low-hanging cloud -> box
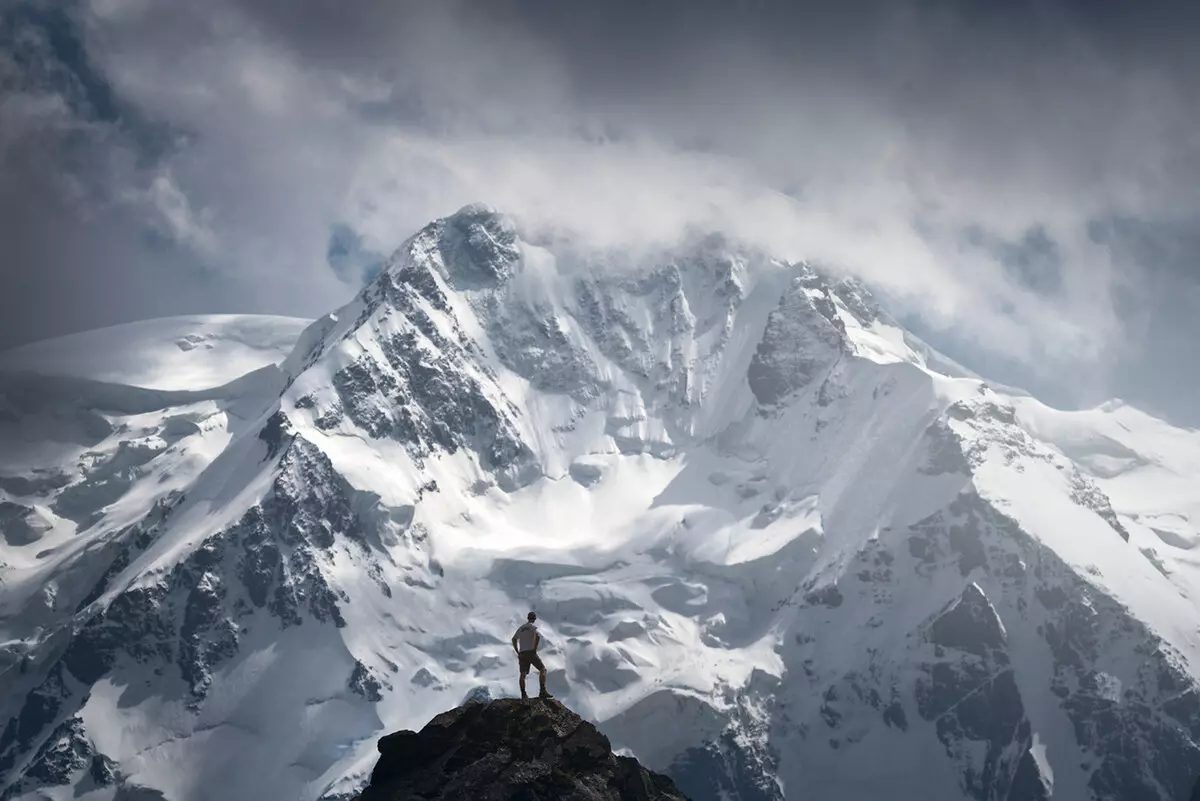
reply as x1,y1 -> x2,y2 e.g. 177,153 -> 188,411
2,0 -> 1199,421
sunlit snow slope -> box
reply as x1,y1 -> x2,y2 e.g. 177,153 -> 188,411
1,205 -> 1198,801
0,315 -> 311,391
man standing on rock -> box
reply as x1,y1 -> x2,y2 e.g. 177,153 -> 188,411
512,611 -> 552,701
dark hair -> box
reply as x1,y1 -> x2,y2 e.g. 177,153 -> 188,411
527,611 -> 537,621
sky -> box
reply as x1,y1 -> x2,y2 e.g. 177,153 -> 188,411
1,0 -> 1198,424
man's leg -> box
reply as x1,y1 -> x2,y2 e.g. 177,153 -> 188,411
533,654 -> 551,698
518,652 -> 530,699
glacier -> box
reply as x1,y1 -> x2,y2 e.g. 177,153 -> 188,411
0,203 -> 1198,801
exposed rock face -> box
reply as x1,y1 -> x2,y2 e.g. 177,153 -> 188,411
747,274 -> 846,408
358,699 -> 690,801
0,501 -> 49,546
916,581 -> 1036,801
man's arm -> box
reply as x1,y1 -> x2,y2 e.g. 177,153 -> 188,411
512,632 -> 520,654
533,631 -> 541,652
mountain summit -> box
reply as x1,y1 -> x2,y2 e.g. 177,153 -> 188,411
358,699 -> 689,801
0,204 -> 1198,801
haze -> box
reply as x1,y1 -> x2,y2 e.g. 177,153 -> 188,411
1,0 -> 1198,423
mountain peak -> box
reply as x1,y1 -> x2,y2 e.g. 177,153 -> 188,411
357,699 -> 690,801
418,202 -> 521,288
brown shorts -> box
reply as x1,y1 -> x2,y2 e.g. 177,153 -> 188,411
518,651 -> 545,675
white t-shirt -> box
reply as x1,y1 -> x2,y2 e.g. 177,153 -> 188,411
514,622 -> 539,652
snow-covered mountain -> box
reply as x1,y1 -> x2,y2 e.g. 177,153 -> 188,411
1,204 -> 1198,801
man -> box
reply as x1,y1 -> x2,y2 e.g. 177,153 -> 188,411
512,611 -> 552,700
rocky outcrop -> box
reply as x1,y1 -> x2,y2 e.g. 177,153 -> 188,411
358,699 -> 690,801
916,582 -> 1042,801
747,274 -> 846,408
0,501 -> 50,545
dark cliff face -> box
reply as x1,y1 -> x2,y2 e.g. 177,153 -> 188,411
358,699 -> 690,801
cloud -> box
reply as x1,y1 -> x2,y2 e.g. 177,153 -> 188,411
1,0 -> 1199,421
135,170 -> 218,255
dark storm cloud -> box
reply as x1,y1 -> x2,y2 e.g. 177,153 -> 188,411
1,0 -> 1198,422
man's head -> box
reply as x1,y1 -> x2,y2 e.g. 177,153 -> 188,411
527,611 -> 537,622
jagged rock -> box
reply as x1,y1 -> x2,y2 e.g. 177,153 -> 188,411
1007,749 -> 1051,801
928,583 -> 1006,657
358,700 -> 690,801
0,715 -> 104,798
828,276 -> 880,327
747,275 -> 845,407
920,419 -> 971,475
569,462 -> 604,487
438,204 -> 522,288
1068,470 -> 1131,541
326,230 -> 538,485
486,297 -> 603,401
669,731 -> 782,801
461,685 -> 494,705
0,501 -> 50,546
350,661 -> 384,702
804,584 -> 843,608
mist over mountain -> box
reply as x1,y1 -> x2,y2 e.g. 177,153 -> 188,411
4,0 -> 1200,424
